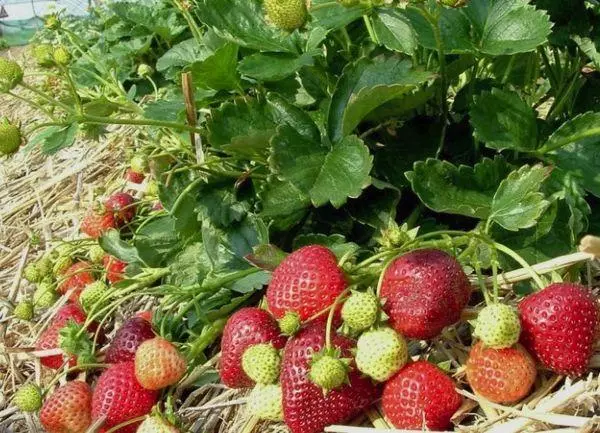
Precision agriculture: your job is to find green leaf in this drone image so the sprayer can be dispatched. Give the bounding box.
[372,8,418,55]
[293,233,359,260]
[166,242,212,286]
[238,52,315,82]
[540,112,600,197]
[99,230,144,265]
[229,270,271,293]
[328,57,434,141]
[470,88,538,151]
[83,97,120,117]
[271,128,372,208]
[191,43,240,91]
[346,182,401,230]
[143,99,187,122]
[156,38,211,72]
[463,0,552,56]
[195,0,300,53]
[573,36,600,70]
[195,184,249,228]
[207,94,319,155]
[245,244,288,271]
[134,216,182,267]
[490,165,551,231]
[406,157,512,219]
[309,0,367,30]
[36,124,79,155]
[258,179,310,230]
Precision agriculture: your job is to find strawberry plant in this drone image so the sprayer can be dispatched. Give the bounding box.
[5,0,600,432]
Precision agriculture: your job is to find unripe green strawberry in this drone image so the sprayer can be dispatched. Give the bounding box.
[242,343,280,384]
[53,255,73,276]
[474,304,521,349]
[137,415,179,433]
[14,301,34,321]
[0,58,23,93]
[34,281,58,308]
[55,242,74,258]
[13,383,42,412]
[264,0,307,32]
[45,14,61,30]
[80,281,109,313]
[32,44,54,67]
[131,153,149,173]
[137,64,154,78]
[356,327,408,382]
[23,263,41,283]
[88,245,105,263]
[37,255,54,278]
[309,352,350,392]
[341,290,381,332]
[0,118,21,155]
[247,384,283,421]
[278,311,301,336]
[52,46,71,66]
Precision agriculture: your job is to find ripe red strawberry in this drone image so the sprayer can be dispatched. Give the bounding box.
[380,249,471,340]
[382,360,462,430]
[281,321,379,433]
[466,342,536,404]
[519,283,599,376]
[92,362,158,433]
[58,261,95,301]
[40,381,92,433]
[105,192,136,226]
[220,307,286,388]
[105,317,155,363]
[266,245,347,321]
[80,209,116,239]
[103,255,127,283]
[36,304,87,369]
[134,337,186,390]
[125,169,145,184]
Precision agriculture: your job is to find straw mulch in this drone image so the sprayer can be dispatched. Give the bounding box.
[1,47,600,433]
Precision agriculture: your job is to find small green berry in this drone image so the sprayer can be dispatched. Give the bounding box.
[53,255,72,276]
[341,290,381,332]
[309,352,350,392]
[247,384,283,421]
[23,263,41,283]
[0,118,21,155]
[13,384,42,412]
[137,64,154,78]
[474,304,521,349]
[0,58,23,93]
[146,180,159,197]
[356,327,408,382]
[33,281,58,308]
[264,0,307,32]
[55,242,74,257]
[131,153,149,173]
[36,255,54,277]
[80,281,109,313]
[32,44,54,67]
[278,311,301,336]
[88,245,105,263]
[45,15,61,30]
[52,46,71,66]
[242,344,281,384]
[14,301,34,321]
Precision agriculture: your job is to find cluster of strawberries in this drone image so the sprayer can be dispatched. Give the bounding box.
[20,312,185,433]
[219,245,600,433]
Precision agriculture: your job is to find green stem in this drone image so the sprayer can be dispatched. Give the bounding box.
[7,91,57,120]
[104,416,147,433]
[325,288,351,350]
[59,65,83,114]
[493,242,545,290]
[19,82,74,113]
[170,176,204,216]
[363,15,379,45]
[472,256,491,305]
[79,114,204,133]
[147,76,159,100]
[310,1,338,11]
[43,364,108,396]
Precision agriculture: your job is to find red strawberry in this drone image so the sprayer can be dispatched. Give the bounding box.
[105,192,136,226]
[266,245,347,321]
[382,360,462,430]
[125,169,145,184]
[58,261,95,301]
[135,310,153,322]
[380,249,471,340]
[518,283,599,376]
[103,255,127,283]
[220,307,286,388]
[466,341,536,404]
[134,337,186,390]
[40,381,92,433]
[36,304,87,369]
[281,321,379,433]
[80,209,117,239]
[105,317,155,364]
[92,362,158,433]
